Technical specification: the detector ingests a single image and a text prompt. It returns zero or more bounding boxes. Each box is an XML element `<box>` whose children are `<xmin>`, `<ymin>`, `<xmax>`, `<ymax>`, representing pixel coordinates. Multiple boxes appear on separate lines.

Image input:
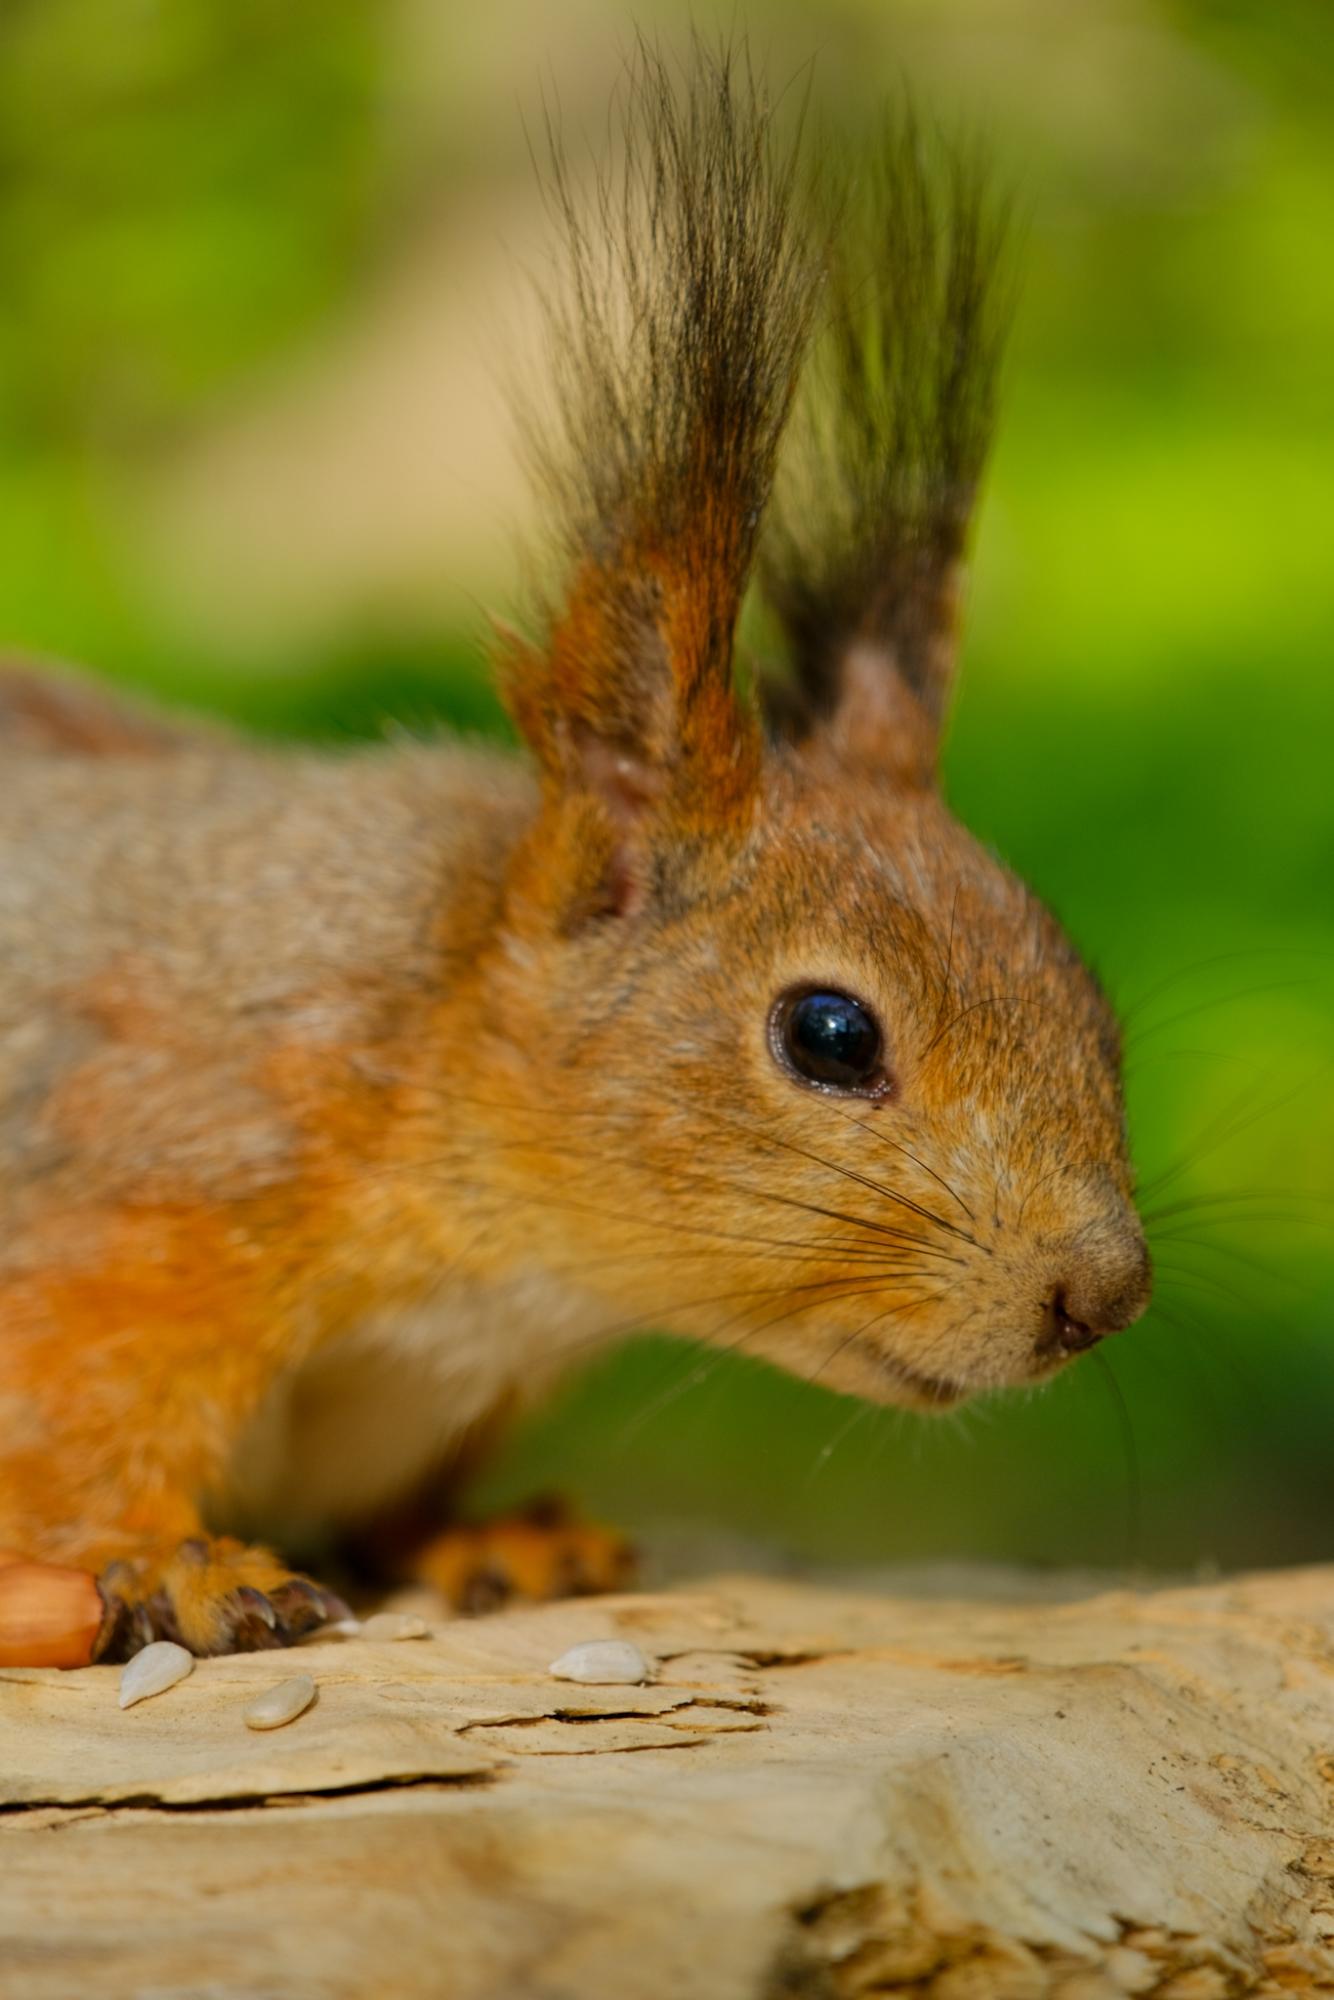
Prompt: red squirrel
<box><xmin>0</xmin><ymin>46</ymin><xmax>1150</xmax><ymax>1663</ymax></box>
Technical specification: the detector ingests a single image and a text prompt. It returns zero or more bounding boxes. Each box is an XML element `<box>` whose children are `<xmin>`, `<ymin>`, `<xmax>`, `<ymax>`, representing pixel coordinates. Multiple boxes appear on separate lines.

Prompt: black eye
<box><xmin>771</xmin><ymin>988</ymin><xmax>888</xmax><ymax>1097</ymax></box>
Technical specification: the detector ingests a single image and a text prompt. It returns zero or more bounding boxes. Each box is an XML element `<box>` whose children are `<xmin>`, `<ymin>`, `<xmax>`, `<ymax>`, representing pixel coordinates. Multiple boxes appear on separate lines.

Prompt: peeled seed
<box><xmin>549</xmin><ymin>1639</ymin><xmax>650</xmax><ymax>1685</ymax></box>
<box><xmin>359</xmin><ymin>1611</ymin><xmax>429</xmax><ymax>1642</ymax></box>
<box><xmin>243</xmin><ymin>1673</ymin><xmax>317</xmax><ymax>1731</ymax></box>
<box><xmin>0</xmin><ymin>1560</ymin><xmax>105</xmax><ymax>1669</ymax></box>
<box><xmin>119</xmin><ymin>1640</ymin><xmax>194</xmax><ymax>1708</ymax></box>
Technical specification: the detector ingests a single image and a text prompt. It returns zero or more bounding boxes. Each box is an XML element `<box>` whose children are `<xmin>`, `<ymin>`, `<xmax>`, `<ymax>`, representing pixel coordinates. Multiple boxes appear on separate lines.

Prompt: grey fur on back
<box><xmin>0</xmin><ymin>738</ymin><xmax>534</xmax><ymax>1224</ymax></box>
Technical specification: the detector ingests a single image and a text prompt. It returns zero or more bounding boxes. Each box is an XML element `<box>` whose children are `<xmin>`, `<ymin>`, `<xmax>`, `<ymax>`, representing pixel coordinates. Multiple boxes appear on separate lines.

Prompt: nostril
<box><xmin>1046</xmin><ymin>1289</ymin><xmax>1101</xmax><ymax>1356</ymax></box>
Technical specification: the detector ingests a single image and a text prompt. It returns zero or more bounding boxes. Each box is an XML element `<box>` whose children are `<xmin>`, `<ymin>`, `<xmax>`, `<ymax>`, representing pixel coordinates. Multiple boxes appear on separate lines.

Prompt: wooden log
<box><xmin>3</xmin><ymin>1567</ymin><xmax>1334</xmax><ymax>1997</ymax></box>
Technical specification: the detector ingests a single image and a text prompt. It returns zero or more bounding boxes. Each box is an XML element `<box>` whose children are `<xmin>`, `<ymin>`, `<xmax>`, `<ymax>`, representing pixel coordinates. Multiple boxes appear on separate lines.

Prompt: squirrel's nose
<box><xmin>1038</xmin><ymin>1247</ymin><xmax>1152</xmax><ymax>1359</ymax></box>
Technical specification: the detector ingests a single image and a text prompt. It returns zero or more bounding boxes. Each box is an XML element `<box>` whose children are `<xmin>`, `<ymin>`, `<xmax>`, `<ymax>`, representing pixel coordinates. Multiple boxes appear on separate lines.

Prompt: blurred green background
<box><xmin>4</xmin><ymin>0</ymin><xmax>1330</xmax><ymax>1576</ymax></box>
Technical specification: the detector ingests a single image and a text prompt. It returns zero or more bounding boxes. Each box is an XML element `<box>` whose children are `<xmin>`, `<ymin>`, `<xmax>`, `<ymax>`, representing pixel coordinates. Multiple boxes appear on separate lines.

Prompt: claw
<box><xmin>97</xmin><ymin>1544</ymin><xmax>350</xmax><ymax>1659</ymax></box>
<box><xmin>269</xmin><ymin>1577</ymin><xmax>351</xmax><ymax>1638</ymax></box>
<box><xmin>234</xmin><ymin>1585</ymin><xmax>278</xmax><ymax>1629</ymax></box>
<box><xmin>93</xmin><ymin>1586</ymin><xmax>134</xmax><ymax>1664</ymax></box>
<box><xmin>95</xmin><ymin>1568</ymin><xmax>162</xmax><ymax>1661</ymax></box>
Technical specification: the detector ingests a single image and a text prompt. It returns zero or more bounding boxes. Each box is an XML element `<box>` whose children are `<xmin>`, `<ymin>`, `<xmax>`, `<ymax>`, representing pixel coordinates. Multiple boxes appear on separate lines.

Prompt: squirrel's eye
<box><xmin>771</xmin><ymin>988</ymin><xmax>888</xmax><ymax>1097</ymax></box>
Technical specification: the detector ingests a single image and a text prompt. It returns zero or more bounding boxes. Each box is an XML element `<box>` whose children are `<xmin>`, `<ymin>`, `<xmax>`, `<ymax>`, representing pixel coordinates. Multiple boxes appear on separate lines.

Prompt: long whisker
<box><xmin>467</xmin><ymin>1131</ymin><xmax>964</xmax><ymax>1260</ymax></box>
<box><xmin>1142</xmin><ymin>1188</ymin><xmax>1334</xmax><ymax>1224</ymax></box>
<box><xmin>1119</xmin><ymin>945</ymin><xmax>1322</xmax><ymax>1030</ymax></box>
<box><xmin>691</xmin><ymin>1103</ymin><xmax>979</xmax><ymax>1247</ymax></box>
<box><xmin>920</xmin><ymin>991</ymin><xmax>1047</xmax><ymax>1060</ymax></box>
<box><xmin>805</xmin><ymin>1292</ymin><xmax>938</xmax><ymax>1388</ymax></box>
<box><xmin>1088</xmin><ymin>1348</ymin><xmax>1142</xmax><ymax>1572</ymax></box>
<box><xmin>455</xmin><ymin>1170</ymin><xmax>964</xmax><ymax>1281</ymax></box>
<box><xmin>1138</xmin><ymin>1071</ymin><xmax>1320</xmax><ymax>1201</ymax></box>
<box><xmin>613</xmin><ymin>1278</ymin><xmax>938</xmax><ymax>1442</ymax></box>
<box><xmin>804</xmin><ymin>1398</ymin><xmax>879</xmax><ymax>1488</ymax></box>
<box><xmin>820</xmin><ymin>1097</ymin><xmax>977</xmax><ymax>1223</ymax></box>
<box><xmin>1126</xmin><ymin>978</ymin><xmax>1312</xmax><ymax>1049</ymax></box>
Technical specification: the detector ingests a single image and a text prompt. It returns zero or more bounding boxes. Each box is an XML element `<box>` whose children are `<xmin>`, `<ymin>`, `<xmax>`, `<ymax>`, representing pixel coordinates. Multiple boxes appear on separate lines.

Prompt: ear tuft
<box><xmin>498</xmin><ymin>36</ymin><xmax>818</xmax><ymax>877</ymax></box>
<box><xmin>761</xmin><ymin>111</ymin><xmax>1013</xmax><ymax>780</ymax></box>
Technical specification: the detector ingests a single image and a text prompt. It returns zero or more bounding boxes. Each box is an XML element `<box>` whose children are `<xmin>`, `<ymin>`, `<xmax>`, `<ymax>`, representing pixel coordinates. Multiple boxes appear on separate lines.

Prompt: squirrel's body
<box><xmin>0</xmin><ymin>736</ymin><xmax>607</xmax><ymax>1557</ymax></box>
<box><xmin>0</xmin><ymin>48</ymin><xmax>1153</xmax><ymax>1659</ymax></box>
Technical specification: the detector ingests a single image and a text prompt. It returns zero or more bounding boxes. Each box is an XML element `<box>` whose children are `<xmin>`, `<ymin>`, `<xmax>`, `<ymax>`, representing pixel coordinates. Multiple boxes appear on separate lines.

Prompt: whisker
<box><xmin>822</xmin><ymin>1098</ymin><xmax>977</xmax><ymax>1223</ymax></box>
<box><xmin>805</xmin><ymin>1292</ymin><xmax>937</xmax><ymax>1388</ymax></box>
<box><xmin>389</xmin><ymin>1165</ymin><xmax>938</xmax><ymax>1270</ymax></box>
<box><xmin>1119</xmin><ymin>945</ymin><xmax>1323</xmax><ymax>1031</ymax></box>
<box><xmin>692</xmin><ymin>1104</ymin><xmax>979</xmax><ymax>1247</ymax></box>
<box><xmin>920</xmin><ymin>991</ymin><xmax>1047</xmax><ymax>1060</ymax></box>
<box><xmin>1126</xmin><ymin>978</ymin><xmax>1313</xmax><ymax>1049</ymax></box>
<box><xmin>1088</xmin><ymin>1349</ymin><xmax>1142</xmax><ymax>1573</ymax></box>
<box><xmin>473</xmin><ymin>1131</ymin><xmax>965</xmax><ymax>1260</ymax></box>
<box><xmin>930</xmin><ymin>879</ymin><xmax>962</xmax><ymax>1041</ymax></box>
<box><xmin>1142</xmin><ymin>1188</ymin><xmax>1334</xmax><ymax>1224</ymax></box>
<box><xmin>1145</xmin><ymin>1231</ymin><xmax>1300</xmax><ymax>1289</ymax></box>
<box><xmin>614</xmin><ymin>1277</ymin><xmax>936</xmax><ymax>1442</ymax></box>
<box><xmin>804</xmin><ymin>1398</ymin><xmax>878</xmax><ymax>1488</ymax></box>
<box><xmin>1138</xmin><ymin>1070</ymin><xmax>1322</xmax><ymax>1201</ymax></box>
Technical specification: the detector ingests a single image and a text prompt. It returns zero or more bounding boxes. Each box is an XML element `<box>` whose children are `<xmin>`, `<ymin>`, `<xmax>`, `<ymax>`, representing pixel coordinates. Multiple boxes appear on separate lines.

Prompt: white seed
<box><xmin>119</xmin><ymin>1640</ymin><xmax>194</xmax><ymax>1709</ymax></box>
<box><xmin>359</xmin><ymin>1611</ymin><xmax>429</xmax><ymax>1642</ymax></box>
<box><xmin>549</xmin><ymin>1639</ymin><xmax>650</xmax><ymax>1685</ymax></box>
<box><xmin>242</xmin><ymin>1674</ymin><xmax>317</xmax><ymax>1731</ymax></box>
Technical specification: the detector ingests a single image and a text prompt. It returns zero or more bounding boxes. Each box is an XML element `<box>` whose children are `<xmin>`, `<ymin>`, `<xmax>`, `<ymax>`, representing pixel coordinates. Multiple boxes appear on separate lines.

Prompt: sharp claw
<box><xmin>268</xmin><ymin>1577</ymin><xmax>349</xmax><ymax>1638</ymax></box>
<box><xmin>222</xmin><ymin>1616</ymin><xmax>284</xmax><ymax>1655</ymax></box>
<box><xmin>234</xmin><ymin>1585</ymin><xmax>278</xmax><ymax>1629</ymax></box>
<box><xmin>93</xmin><ymin>1586</ymin><xmax>134</xmax><ymax>1664</ymax></box>
<box><xmin>99</xmin><ymin>1548</ymin><xmax>352</xmax><ymax>1659</ymax></box>
<box><xmin>220</xmin><ymin>1585</ymin><xmax>285</xmax><ymax>1654</ymax></box>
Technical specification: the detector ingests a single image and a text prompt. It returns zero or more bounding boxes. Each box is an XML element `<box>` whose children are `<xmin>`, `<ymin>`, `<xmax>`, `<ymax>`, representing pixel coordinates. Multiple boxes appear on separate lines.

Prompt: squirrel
<box><xmin>0</xmin><ymin>45</ymin><xmax>1151</xmax><ymax>1664</ymax></box>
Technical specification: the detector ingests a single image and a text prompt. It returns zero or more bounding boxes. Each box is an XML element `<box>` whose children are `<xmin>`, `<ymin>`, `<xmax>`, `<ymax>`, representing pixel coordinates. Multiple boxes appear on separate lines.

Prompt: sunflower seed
<box><xmin>242</xmin><ymin>1674</ymin><xmax>317</xmax><ymax>1731</ymax></box>
<box><xmin>359</xmin><ymin>1611</ymin><xmax>429</xmax><ymax>1641</ymax></box>
<box><xmin>548</xmin><ymin>1639</ymin><xmax>650</xmax><ymax>1685</ymax></box>
<box><xmin>118</xmin><ymin>1640</ymin><xmax>194</xmax><ymax>1709</ymax></box>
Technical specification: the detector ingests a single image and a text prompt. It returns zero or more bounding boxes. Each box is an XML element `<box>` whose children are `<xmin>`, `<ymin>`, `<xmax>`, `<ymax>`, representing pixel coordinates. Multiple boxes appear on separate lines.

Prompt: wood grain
<box><xmin>3</xmin><ymin>1568</ymin><xmax>1334</xmax><ymax>1997</ymax></box>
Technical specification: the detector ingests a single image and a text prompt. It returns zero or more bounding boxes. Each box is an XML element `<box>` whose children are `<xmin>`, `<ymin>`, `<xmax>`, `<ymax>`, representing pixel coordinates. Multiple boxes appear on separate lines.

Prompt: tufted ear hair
<box><xmin>497</xmin><ymin>38</ymin><xmax>818</xmax><ymax>917</ymax></box>
<box><xmin>761</xmin><ymin>113</ymin><xmax>1012</xmax><ymax>786</ymax></box>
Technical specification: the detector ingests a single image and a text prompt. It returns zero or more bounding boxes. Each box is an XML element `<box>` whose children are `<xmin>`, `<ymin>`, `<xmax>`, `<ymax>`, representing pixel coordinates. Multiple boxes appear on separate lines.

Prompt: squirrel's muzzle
<box><xmin>1036</xmin><ymin>1237</ymin><xmax>1153</xmax><ymax>1361</ymax></box>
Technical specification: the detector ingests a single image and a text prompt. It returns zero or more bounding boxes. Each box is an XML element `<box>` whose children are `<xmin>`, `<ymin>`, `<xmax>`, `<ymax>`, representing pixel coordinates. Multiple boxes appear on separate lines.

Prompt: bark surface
<box><xmin>3</xmin><ymin>1567</ymin><xmax>1334</xmax><ymax>1998</ymax></box>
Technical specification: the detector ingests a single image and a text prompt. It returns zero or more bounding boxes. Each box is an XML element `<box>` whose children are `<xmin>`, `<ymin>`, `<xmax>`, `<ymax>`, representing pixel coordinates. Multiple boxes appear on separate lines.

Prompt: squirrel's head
<box><xmin>476</xmin><ymin>45</ymin><xmax>1150</xmax><ymax>1410</ymax></box>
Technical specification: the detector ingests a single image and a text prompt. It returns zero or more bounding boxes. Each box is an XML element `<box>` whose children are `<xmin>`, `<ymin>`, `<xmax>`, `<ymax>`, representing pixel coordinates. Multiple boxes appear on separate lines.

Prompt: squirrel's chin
<box><xmin>853</xmin><ymin>1346</ymin><xmax>970</xmax><ymax>1413</ymax></box>
<box><xmin>885</xmin><ymin>1374</ymin><xmax>970</xmax><ymax>1414</ymax></box>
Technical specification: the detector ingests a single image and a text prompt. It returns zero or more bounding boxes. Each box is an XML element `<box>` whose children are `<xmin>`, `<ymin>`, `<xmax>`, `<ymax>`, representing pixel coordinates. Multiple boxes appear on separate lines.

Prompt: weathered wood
<box><xmin>4</xmin><ymin>1567</ymin><xmax>1334</xmax><ymax>1998</ymax></box>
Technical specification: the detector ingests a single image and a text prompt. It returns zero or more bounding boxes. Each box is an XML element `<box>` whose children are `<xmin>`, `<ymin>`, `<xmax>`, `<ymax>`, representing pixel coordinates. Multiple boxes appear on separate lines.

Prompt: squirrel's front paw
<box><xmin>96</xmin><ymin>1537</ymin><xmax>349</xmax><ymax>1660</ymax></box>
<box><xmin>412</xmin><ymin>1497</ymin><xmax>636</xmax><ymax>1614</ymax></box>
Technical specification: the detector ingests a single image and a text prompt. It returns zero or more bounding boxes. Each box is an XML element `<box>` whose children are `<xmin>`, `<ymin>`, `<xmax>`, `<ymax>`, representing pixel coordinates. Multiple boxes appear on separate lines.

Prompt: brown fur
<box><xmin>0</xmin><ymin>44</ymin><xmax>1148</xmax><ymax>1659</ymax></box>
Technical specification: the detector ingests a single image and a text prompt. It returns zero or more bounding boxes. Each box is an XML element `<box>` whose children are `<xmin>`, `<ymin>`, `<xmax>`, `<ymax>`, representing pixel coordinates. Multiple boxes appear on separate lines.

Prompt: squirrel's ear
<box><xmin>498</xmin><ymin>39</ymin><xmax>815</xmax><ymax>916</ymax></box>
<box><xmin>761</xmin><ymin>115</ymin><xmax>1011</xmax><ymax>786</ymax></box>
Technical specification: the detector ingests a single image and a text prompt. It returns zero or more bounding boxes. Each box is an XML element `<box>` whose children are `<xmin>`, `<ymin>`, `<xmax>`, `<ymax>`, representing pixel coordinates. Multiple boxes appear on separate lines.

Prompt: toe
<box><xmin>267</xmin><ymin>1577</ymin><xmax>351</xmax><ymax>1641</ymax></box>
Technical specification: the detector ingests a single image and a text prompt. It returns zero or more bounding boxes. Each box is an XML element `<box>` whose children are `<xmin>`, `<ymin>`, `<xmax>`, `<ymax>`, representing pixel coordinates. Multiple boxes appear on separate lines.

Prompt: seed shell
<box><xmin>359</xmin><ymin>1611</ymin><xmax>430</xmax><ymax>1642</ymax></box>
<box><xmin>243</xmin><ymin>1674</ymin><xmax>317</xmax><ymax>1731</ymax></box>
<box><xmin>119</xmin><ymin>1640</ymin><xmax>194</xmax><ymax>1709</ymax></box>
<box><xmin>548</xmin><ymin>1639</ymin><xmax>650</xmax><ymax>1685</ymax></box>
